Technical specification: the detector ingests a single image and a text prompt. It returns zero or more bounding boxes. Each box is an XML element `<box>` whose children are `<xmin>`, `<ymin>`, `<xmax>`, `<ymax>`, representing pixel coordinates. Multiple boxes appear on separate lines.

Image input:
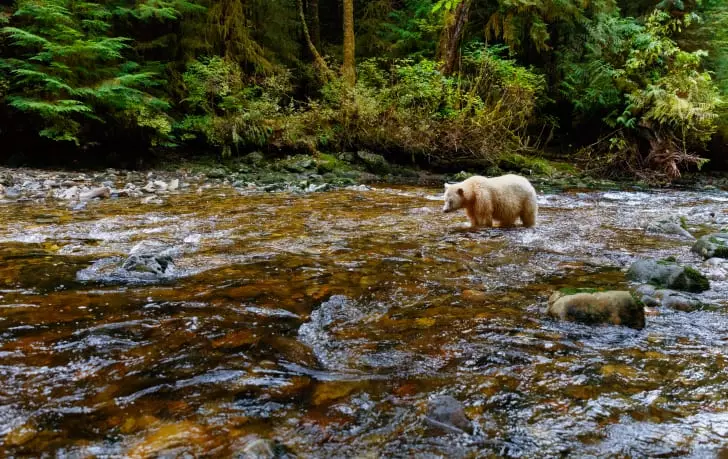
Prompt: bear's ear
<box><xmin>457</xmin><ymin>187</ymin><xmax>464</xmax><ymax>196</ymax></box>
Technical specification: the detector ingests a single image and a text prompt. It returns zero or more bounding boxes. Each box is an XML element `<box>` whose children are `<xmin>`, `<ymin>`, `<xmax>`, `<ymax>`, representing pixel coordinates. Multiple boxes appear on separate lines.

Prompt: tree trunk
<box><xmin>342</xmin><ymin>0</ymin><xmax>356</xmax><ymax>86</ymax></box>
<box><xmin>296</xmin><ymin>0</ymin><xmax>331</xmax><ymax>81</ymax></box>
<box><xmin>437</xmin><ymin>0</ymin><xmax>472</xmax><ymax>76</ymax></box>
<box><xmin>306</xmin><ymin>0</ymin><xmax>321</xmax><ymax>49</ymax></box>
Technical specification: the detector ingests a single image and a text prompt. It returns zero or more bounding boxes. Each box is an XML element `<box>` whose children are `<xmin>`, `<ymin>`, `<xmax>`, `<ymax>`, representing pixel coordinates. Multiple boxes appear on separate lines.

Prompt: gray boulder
<box><xmin>692</xmin><ymin>233</ymin><xmax>728</xmax><ymax>259</ymax></box>
<box><xmin>356</xmin><ymin>150</ymin><xmax>391</xmax><ymax>174</ymax></box>
<box><xmin>3</xmin><ymin>186</ymin><xmax>21</xmax><ymax>200</ymax></box>
<box><xmin>645</xmin><ymin>215</ymin><xmax>694</xmax><ymax>240</ymax></box>
<box><xmin>122</xmin><ymin>241</ymin><xmax>177</xmax><ymax>276</ymax></box>
<box><xmin>79</xmin><ymin>186</ymin><xmax>111</xmax><ymax>201</ymax></box>
<box><xmin>547</xmin><ymin>290</ymin><xmax>645</xmax><ymax>329</ymax></box>
<box><xmin>627</xmin><ymin>258</ymin><xmax>710</xmax><ymax>293</ymax></box>
<box><xmin>424</xmin><ymin>395</ymin><xmax>473</xmax><ymax>435</ymax></box>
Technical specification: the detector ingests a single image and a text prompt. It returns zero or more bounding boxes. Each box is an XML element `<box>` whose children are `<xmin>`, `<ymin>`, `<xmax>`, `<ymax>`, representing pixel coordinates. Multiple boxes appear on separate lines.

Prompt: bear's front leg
<box><xmin>465</xmin><ymin>207</ymin><xmax>479</xmax><ymax>228</ymax></box>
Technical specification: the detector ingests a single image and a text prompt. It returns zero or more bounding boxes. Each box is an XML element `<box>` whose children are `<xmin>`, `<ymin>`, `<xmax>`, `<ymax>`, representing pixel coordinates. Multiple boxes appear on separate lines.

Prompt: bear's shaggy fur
<box><xmin>442</xmin><ymin>174</ymin><xmax>538</xmax><ymax>228</ymax></box>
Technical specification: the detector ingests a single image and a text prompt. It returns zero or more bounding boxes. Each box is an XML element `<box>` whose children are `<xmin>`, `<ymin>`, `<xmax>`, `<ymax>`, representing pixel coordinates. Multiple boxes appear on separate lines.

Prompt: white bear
<box><xmin>442</xmin><ymin>174</ymin><xmax>537</xmax><ymax>228</ymax></box>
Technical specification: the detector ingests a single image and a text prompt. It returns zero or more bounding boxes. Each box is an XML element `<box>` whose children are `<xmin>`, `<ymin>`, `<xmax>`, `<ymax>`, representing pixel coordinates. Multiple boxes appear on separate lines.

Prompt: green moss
<box><xmin>499</xmin><ymin>153</ymin><xmax>556</xmax><ymax>176</ymax></box>
<box><xmin>656</xmin><ymin>256</ymin><xmax>677</xmax><ymax>265</ymax></box>
<box><xmin>679</xmin><ymin>216</ymin><xmax>688</xmax><ymax>231</ymax></box>
<box><xmin>714</xmin><ymin>246</ymin><xmax>728</xmax><ymax>258</ymax></box>
<box><xmin>682</xmin><ymin>266</ymin><xmax>710</xmax><ymax>293</ymax></box>
<box><xmin>316</xmin><ymin>153</ymin><xmax>351</xmax><ymax>174</ymax></box>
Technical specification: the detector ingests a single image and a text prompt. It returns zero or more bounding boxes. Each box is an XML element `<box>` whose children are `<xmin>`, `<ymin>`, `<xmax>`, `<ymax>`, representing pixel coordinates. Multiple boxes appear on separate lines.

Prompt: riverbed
<box><xmin>1</xmin><ymin>175</ymin><xmax>727</xmax><ymax>457</ymax></box>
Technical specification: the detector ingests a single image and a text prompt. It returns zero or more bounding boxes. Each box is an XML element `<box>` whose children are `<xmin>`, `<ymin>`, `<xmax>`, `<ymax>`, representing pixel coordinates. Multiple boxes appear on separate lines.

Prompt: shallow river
<box><xmin>1</xmin><ymin>183</ymin><xmax>727</xmax><ymax>457</ymax></box>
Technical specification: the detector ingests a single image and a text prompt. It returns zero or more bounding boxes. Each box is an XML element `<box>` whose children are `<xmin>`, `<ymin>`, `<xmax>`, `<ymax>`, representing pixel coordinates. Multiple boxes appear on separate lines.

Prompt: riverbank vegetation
<box><xmin>1</xmin><ymin>0</ymin><xmax>726</xmax><ymax>181</ymax></box>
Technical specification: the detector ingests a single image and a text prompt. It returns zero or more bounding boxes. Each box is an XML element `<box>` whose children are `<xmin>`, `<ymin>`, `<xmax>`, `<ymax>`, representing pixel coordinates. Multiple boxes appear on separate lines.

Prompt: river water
<box><xmin>1</xmin><ymin>183</ymin><xmax>727</xmax><ymax>457</ymax></box>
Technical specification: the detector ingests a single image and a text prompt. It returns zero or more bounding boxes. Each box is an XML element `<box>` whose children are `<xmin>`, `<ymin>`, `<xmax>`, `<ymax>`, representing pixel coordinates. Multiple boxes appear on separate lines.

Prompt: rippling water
<box><xmin>1</xmin><ymin>184</ymin><xmax>727</xmax><ymax>457</ymax></box>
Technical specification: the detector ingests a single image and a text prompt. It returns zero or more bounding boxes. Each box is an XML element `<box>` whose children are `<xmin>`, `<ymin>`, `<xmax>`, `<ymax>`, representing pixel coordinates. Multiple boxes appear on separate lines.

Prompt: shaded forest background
<box><xmin>0</xmin><ymin>0</ymin><xmax>726</xmax><ymax>180</ymax></box>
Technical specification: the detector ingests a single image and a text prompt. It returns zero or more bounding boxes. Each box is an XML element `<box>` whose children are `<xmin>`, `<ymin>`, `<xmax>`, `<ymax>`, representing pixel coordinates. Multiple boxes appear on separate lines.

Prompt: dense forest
<box><xmin>1</xmin><ymin>0</ymin><xmax>727</xmax><ymax>180</ymax></box>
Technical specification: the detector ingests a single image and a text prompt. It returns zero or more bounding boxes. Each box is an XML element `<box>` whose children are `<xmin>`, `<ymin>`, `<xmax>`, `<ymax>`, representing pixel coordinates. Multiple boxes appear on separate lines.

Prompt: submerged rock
<box><xmin>660</xmin><ymin>291</ymin><xmax>704</xmax><ymax>312</ymax></box>
<box><xmin>547</xmin><ymin>290</ymin><xmax>645</xmax><ymax>329</ymax></box>
<box><xmin>298</xmin><ymin>295</ymin><xmax>392</xmax><ymax>371</ymax></box>
<box><xmin>645</xmin><ymin>215</ymin><xmax>694</xmax><ymax>240</ymax></box>
<box><xmin>122</xmin><ymin>241</ymin><xmax>177</xmax><ymax>276</ymax></box>
<box><xmin>424</xmin><ymin>395</ymin><xmax>473</xmax><ymax>435</ymax></box>
<box><xmin>636</xmin><ymin>286</ymin><xmax>706</xmax><ymax>312</ymax></box>
<box><xmin>239</xmin><ymin>439</ymin><xmax>275</xmax><ymax>459</ymax></box>
<box><xmin>627</xmin><ymin>258</ymin><xmax>710</xmax><ymax>293</ymax></box>
<box><xmin>692</xmin><ymin>233</ymin><xmax>728</xmax><ymax>260</ymax></box>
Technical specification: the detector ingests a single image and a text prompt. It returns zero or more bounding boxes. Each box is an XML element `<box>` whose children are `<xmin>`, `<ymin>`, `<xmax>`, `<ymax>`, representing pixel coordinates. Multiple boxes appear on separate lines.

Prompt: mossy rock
<box><xmin>356</xmin><ymin>150</ymin><xmax>391</xmax><ymax>174</ymax></box>
<box><xmin>547</xmin><ymin>290</ymin><xmax>645</xmax><ymax>329</ymax></box>
<box><xmin>242</xmin><ymin>151</ymin><xmax>265</xmax><ymax>166</ymax></box>
<box><xmin>206</xmin><ymin>167</ymin><xmax>229</xmax><ymax>179</ymax></box>
<box><xmin>498</xmin><ymin>153</ymin><xmax>556</xmax><ymax>176</ymax></box>
<box><xmin>627</xmin><ymin>259</ymin><xmax>710</xmax><ymax>293</ymax></box>
<box><xmin>316</xmin><ymin>153</ymin><xmax>349</xmax><ymax>174</ymax></box>
<box><xmin>691</xmin><ymin>233</ymin><xmax>728</xmax><ymax>259</ymax></box>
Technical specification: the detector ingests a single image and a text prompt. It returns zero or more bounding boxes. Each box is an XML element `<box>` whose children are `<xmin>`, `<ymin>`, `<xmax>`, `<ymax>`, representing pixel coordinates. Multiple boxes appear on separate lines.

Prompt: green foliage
<box><xmin>176</xmin><ymin>56</ymin><xmax>292</xmax><ymax>155</ymax></box>
<box><xmin>0</xmin><ymin>0</ymin><xmax>725</xmax><ymax>178</ymax></box>
<box><xmin>484</xmin><ymin>0</ymin><xmax>617</xmax><ymax>53</ymax></box>
<box><xmin>0</xmin><ymin>0</ymin><xmax>184</xmax><ymax>148</ymax></box>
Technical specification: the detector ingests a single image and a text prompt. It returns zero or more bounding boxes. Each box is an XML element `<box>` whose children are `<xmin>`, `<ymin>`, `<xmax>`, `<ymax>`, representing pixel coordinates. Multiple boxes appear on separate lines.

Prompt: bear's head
<box><xmin>442</xmin><ymin>183</ymin><xmax>465</xmax><ymax>213</ymax></box>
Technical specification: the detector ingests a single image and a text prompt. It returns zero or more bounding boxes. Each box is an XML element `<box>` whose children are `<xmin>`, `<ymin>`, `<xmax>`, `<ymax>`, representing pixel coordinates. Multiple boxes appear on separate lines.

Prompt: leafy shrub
<box><xmin>176</xmin><ymin>57</ymin><xmax>292</xmax><ymax>156</ymax></box>
<box><xmin>0</xmin><ymin>0</ymin><xmax>174</xmax><ymax>148</ymax></box>
<box><xmin>562</xmin><ymin>10</ymin><xmax>721</xmax><ymax>181</ymax></box>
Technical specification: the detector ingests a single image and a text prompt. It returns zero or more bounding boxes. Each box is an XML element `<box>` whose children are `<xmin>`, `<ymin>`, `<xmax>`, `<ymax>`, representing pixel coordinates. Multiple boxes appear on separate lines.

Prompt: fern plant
<box><xmin>1</xmin><ymin>0</ymin><xmax>174</xmax><ymax>147</ymax></box>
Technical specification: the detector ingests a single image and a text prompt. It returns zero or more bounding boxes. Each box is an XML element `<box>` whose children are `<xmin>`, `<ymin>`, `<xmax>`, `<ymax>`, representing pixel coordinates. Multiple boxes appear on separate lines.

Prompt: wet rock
<box><xmin>547</xmin><ymin>290</ymin><xmax>645</xmax><ymax>329</ymax></box>
<box><xmin>3</xmin><ymin>186</ymin><xmax>21</xmax><ymax>200</ymax></box>
<box><xmin>424</xmin><ymin>395</ymin><xmax>473</xmax><ymax>435</ymax></box>
<box><xmin>298</xmin><ymin>295</ymin><xmax>390</xmax><ymax>370</ymax></box>
<box><xmin>357</xmin><ymin>150</ymin><xmax>391</xmax><ymax>174</ymax></box>
<box><xmin>0</xmin><ymin>172</ymin><xmax>14</xmax><ymax>186</ymax></box>
<box><xmin>56</xmin><ymin>186</ymin><xmax>80</xmax><ymax>200</ymax></box>
<box><xmin>627</xmin><ymin>258</ymin><xmax>710</xmax><ymax>293</ymax></box>
<box><xmin>141</xmin><ymin>196</ymin><xmax>164</xmax><ymax>205</ymax></box>
<box><xmin>645</xmin><ymin>215</ymin><xmax>694</xmax><ymax>240</ymax></box>
<box><xmin>79</xmin><ymin>186</ymin><xmax>111</xmax><ymax>201</ymax></box>
<box><xmin>122</xmin><ymin>240</ymin><xmax>177</xmax><ymax>276</ymax></box>
<box><xmin>168</xmin><ymin>179</ymin><xmax>180</xmax><ymax>191</ymax></box>
<box><xmin>692</xmin><ymin>233</ymin><xmax>728</xmax><ymax>259</ymax></box>
<box><xmin>206</xmin><ymin>167</ymin><xmax>228</xmax><ymax>179</ymax></box>
<box><xmin>239</xmin><ymin>438</ymin><xmax>275</xmax><ymax>459</ymax></box>
<box><xmin>4</xmin><ymin>423</ymin><xmax>38</xmax><ymax>446</ymax></box>
<box><xmin>703</xmin><ymin>257</ymin><xmax>728</xmax><ymax>281</ymax></box>
<box><xmin>305</xmin><ymin>183</ymin><xmax>330</xmax><ymax>193</ymax></box>
<box><xmin>243</xmin><ymin>151</ymin><xmax>265</xmax><ymax>166</ymax></box>
<box><xmin>660</xmin><ymin>291</ymin><xmax>704</xmax><ymax>312</ymax></box>
<box><xmin>233</xmin><ymin>437</ymin><xmax>292</xmax><ymax>459</ymax></box>
<box><xmin>127</xmin><ymin>421</ymin><xmax>209</xmax><ymax>458</ymax></box>
<box><xmin>283</xmin><ymin>156</ymin><xmax>315</xmax><ymax>173</ymax></box>
<box><xmin>153</xmin><ymin>180</ymin><xmax>168</xmax><ymax>192</ymax></box>
<box><xmin>142</xmin><ymin>181</ymin><xmax>157</xmax><ymax>193</ymax></box>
